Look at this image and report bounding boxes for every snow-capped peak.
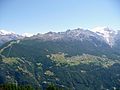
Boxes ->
[0,29,34,37]
[91,27,116,46]
[22,33,34,37]
[0,29,15,35]
[91,27,115,34]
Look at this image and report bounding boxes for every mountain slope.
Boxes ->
[0,28,120,90]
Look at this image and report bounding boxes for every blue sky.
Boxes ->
[0,0,120,34]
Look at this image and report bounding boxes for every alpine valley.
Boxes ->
[0,27,120,90]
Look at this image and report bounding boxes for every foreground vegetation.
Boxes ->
[0,83,64,90]
[0,84,34,90]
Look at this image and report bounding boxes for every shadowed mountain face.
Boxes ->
[0,28,120,90]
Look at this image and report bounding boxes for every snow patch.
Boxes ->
[0,29,15,35]
[22,33,34,37]
[91,27,116,47]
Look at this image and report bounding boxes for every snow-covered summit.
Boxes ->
[91,27,117,46]
[22,33,34,37]
[0,30,15,35]
[0,29,24,46]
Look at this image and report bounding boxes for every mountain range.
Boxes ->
[0,27,120,90]
[0,27,119,47]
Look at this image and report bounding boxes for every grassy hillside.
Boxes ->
[0,39,120,90]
